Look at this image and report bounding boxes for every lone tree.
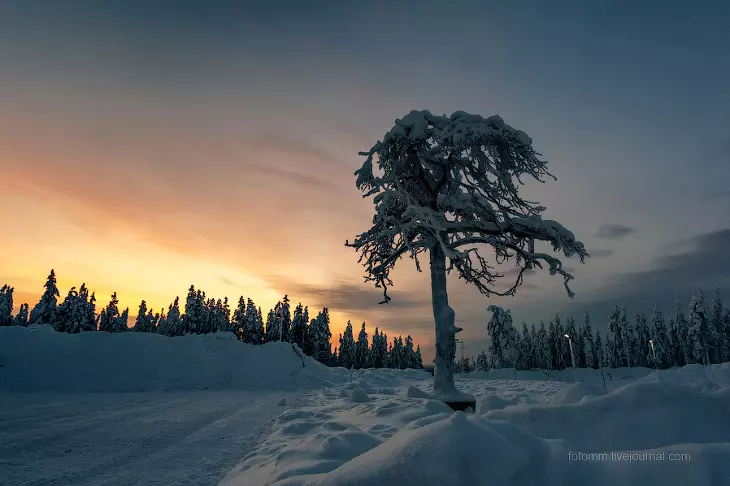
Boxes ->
[346,110,588,400]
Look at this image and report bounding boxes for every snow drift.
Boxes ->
[0,325,345,392]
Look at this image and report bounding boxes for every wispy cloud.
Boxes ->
[595,223,636,239]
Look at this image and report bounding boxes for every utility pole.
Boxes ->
[564,334,577,383]
[649,340,657,370]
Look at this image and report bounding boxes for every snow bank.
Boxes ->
[548,381,607,406]
[486,381,730,453]
[224,365,730,486]
[0,325,345,392]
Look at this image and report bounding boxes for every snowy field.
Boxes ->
[1,326,729,485]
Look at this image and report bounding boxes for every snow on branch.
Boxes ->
[346,110,589,303]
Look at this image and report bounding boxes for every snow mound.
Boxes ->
[476,394,518,414]
[0,326,344,393]
[486,380,730,453]
[548,381,607,406]
[309,412,563,486]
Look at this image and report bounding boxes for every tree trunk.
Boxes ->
[430,243,456,394]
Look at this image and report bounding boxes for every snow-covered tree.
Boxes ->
[673,297,690,366]
[487,305,512,368]
[475,350,490,371]
[339,321,356,369]
[111,307,129,333]
[309,308,332,364]
[709,287,724,363]
[650,303,669,368]
[346,110,588,397]
[158,297,183,337]
[355,322,370,369]
[634,312,651,367]
[594,330,604,370]
[291,303,307,348]
[0,284,13,326]
[582,311,595,369]
[56,285,95,333]
[609,306,631,367]
[265,309,279,343]
[13,303,29,327]
[688,291,710,365]
[242,298,264,344]
[404,335,417,368]
[98,292,121,333]
[231,297,246,341]
[520,322,532,369]
[277,295,292,342]
[538,322,550,370]
[723,309,730,363]
[29,269,60,326]
[415,344,423,368]
[133,300,157,332]
[370,327,388,368]
[564,316,578,368]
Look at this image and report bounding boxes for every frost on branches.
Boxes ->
[346,110,589,397]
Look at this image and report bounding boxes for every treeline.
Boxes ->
[457,288,730,373]
[0,270,423,370]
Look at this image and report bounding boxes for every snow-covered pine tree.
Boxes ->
[231,297,246,341]
[133,300,152,332]
[291,303,307,348]
[688,291,710,365]
[278,295,292,342]
[346,111,588,396]
[54,286,77,332]
[538,322,550,370]
[553,315,568,370]
[475,350,490,371]
[709,287,723,363]
[111,308,129,333]
[520,322,532,369]
[0,284,14,326]
[529,324,538,370]
[355,322,369,369]
[650,303,669,368]
[404,335,416,368]
[722,309,730,363]
[243,298,263,343]
[609,306,630,367]
[582,311,595,369]
[77,284,97,332]
[487,305,509,368]
[29,269,60,327]
[165,297,184,336]
[220,297,232,333]
[310,308,332,364]
[98,292,121,333]
[415,344,423,368]
[673,297,690,366]
[594,330,603,370]
[634,312,651,367]
[370,327,383,368]
[604,333,615,368]
[265,308,279,343]
[339,321,356,369]
[13,303,29,327]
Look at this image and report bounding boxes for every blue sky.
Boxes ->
[1,0,728,359]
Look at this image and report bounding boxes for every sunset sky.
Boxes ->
[2,0,729,360]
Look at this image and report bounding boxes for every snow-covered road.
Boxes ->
[0,391,298,485]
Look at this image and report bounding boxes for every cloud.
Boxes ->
[557,228,730,329]
[265,275,430,314]
[595,223,636,239]
[247,163,335,189]
[588,248,614,258]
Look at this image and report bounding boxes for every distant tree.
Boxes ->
[709,288,724,363]
[13,303,29,327]
[309,308,332,364]
[98,292,121,333]
[650,303,669,368]
[594,330,604,370]
[673,297,690,366]
[415,344,423,368]
[487,305,511,368]
[277,295,292,342]
[339,321,356,369]
[133,300,157,332]
[0,284,14,326]
[404,335,417,368]
[582,311,595,369]
[355,322,370,369]
[29,269,60,326]
[265,309,279,343]
[291,303,308,349]
[231,297,246,341]
[111,308,129,333]
[634,312,651,367]
[475,350,490,371]
[688,291,710,365]
[538,322,551,370]
[346,110,588,396]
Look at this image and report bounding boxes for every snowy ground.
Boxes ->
[2,326,729,485]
